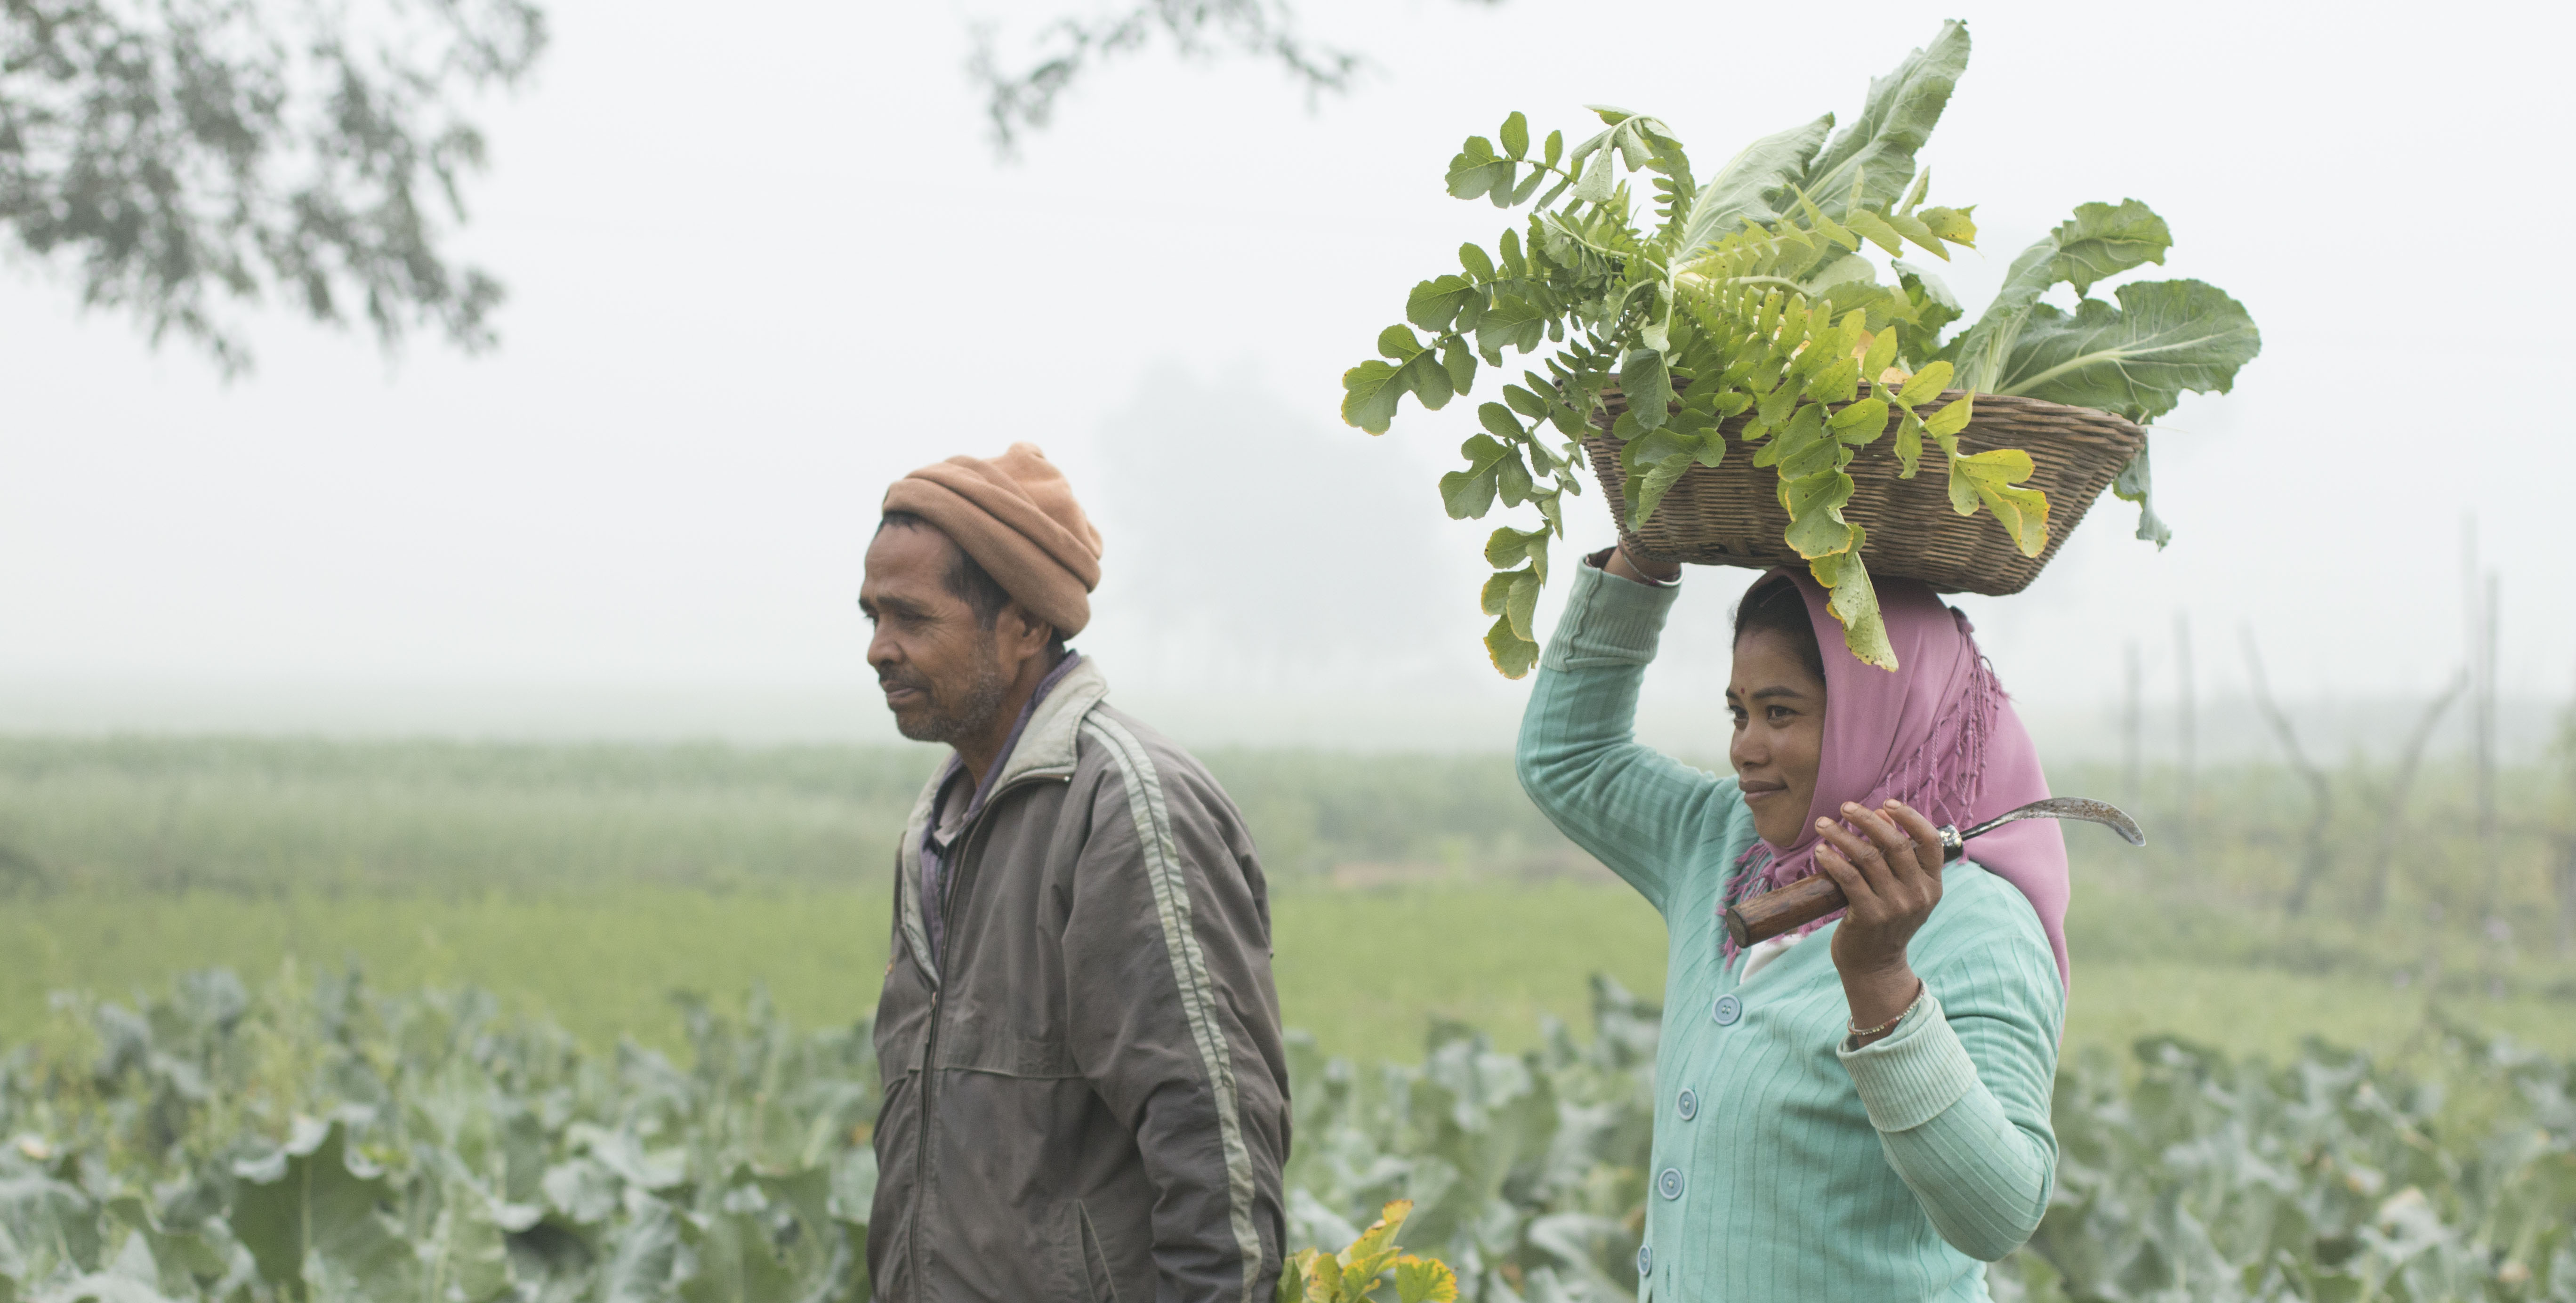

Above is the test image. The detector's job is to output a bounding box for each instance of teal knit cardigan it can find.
[1516,560,2063,1302]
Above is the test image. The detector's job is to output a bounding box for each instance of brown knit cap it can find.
[880,442,1105,636]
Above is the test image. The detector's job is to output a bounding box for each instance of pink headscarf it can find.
[1721,569,2072,988]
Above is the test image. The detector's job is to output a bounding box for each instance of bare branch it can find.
[968,0,1361,154]
[2365,669,2467,919]
[2240,628,2332,916]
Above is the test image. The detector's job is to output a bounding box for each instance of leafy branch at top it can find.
[970,0,1501,154]
[1,0,547,376]
[1341,20,2259,676]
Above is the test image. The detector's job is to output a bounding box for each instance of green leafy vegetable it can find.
[1342,19,2259,676]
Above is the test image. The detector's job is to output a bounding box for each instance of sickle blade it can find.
[1963,796,2145,846]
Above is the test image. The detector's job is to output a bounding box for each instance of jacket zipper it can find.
[907,767,1073,1296]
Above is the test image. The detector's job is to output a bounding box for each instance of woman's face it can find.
[1728,626,1828,848]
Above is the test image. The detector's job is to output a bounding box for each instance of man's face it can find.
[860,524,1010,745]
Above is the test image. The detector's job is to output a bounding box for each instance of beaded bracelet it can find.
[1847,982,1927,1039]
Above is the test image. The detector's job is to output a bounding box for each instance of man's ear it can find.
[998,602,1054,660]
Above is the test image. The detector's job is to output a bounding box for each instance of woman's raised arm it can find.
[1515,550,1733,917]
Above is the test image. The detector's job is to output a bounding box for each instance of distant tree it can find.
[970,0,1495,153]
[1,0,546,375]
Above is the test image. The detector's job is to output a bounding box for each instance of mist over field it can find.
[3,1,2575,1294]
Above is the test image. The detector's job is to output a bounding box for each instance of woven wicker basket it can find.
[1585,387,2145,596]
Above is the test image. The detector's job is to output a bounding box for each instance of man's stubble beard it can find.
[889,635,1012,746]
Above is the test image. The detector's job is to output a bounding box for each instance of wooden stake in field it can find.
[2174,614,2196,860]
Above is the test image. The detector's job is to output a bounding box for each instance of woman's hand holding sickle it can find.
[1812,800,1950,1046]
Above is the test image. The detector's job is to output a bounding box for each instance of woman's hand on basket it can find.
[1813,799,1948,1044]
[1603,542,1680,585]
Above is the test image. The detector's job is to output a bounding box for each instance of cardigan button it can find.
[1676,1088,1698,1120]
[1636,1245,1653,1278]
[1711,994,1742,1025]
[1658,1167,1685,1200]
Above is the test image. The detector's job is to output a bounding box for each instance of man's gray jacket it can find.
[868,659,1289,1303]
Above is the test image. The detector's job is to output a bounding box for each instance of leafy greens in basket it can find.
[1341,19,2259,675]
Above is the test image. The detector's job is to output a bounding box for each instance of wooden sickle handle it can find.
[1721,874,1847,949]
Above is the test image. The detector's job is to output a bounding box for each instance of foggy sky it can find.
[2,0,2568,756]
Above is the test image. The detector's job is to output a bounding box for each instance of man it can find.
[859,442,1289,1303]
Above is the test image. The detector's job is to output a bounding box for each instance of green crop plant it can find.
[1341,19,2260,675]
[2,971,2571,1303]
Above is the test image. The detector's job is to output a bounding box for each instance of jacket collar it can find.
[986,654,1110,792]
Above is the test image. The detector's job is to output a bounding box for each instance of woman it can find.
[1516,542,2067,1301]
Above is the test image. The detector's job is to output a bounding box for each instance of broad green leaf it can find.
[1891,261,1961,364]
[1897,359,1953,406]
[1831,397,1890,443]
[1947,232,2061,392]
[1572,151,1614,203]
[1799,20,1970,218]
[1542,129,1562,169]
[2047,199,2172,296]
[1993,279,2261,423]
[1441,341,1477,395]
[1501,383,1549,419]
[1472,294,1549,362]
[1948,199,2174,391]
[231,1120,415,1297]
[1805,356,1860,404]
[1505,570,1542,641]
[1439,434,1507,517]
[1477,402,1522,442]
[1496,450,1533,505]
[2112,441,2173,547]
[1485,614,1538,679]
[1500,111,1529,160]
[1378,325,1425,360]
[1458,242,1497,281]
[1618,350,1674,429]
[1410,351,1457,411]
[1446,137,1511,200]
[1765,402,1832,477]
[1626,454,1691,530]
[1406,277,1475,332]
[1479,570,1516,616]
[1675,114,1831,255]
[1893,409,1925,476]
[1341,361,1407,433]
[1780,469,1857,557]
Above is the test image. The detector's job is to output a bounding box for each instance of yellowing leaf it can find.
[1921,393,1973,439]
[1861,328,1899,378]
[1976,482,2051,556]
[1945,454,1980,515]
[1395,1255,1462,1303]
[1339,1199,1412,1284]
[1953,447,2035,485]
[1811,538,1899,670]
